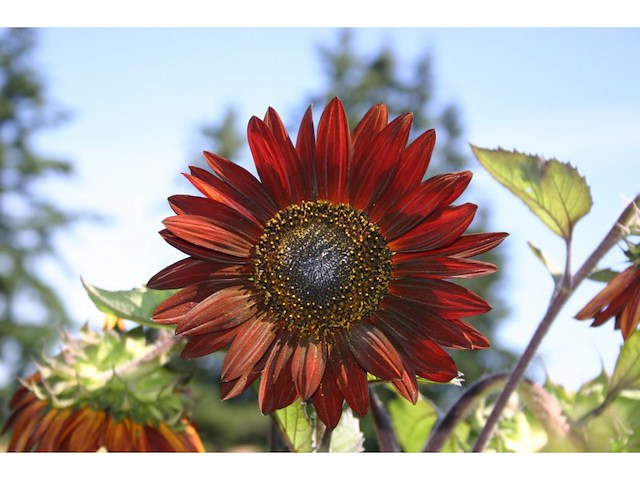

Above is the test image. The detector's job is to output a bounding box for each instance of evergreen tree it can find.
[0,28,75,417]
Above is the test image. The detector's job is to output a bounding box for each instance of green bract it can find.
[26,327,190,430]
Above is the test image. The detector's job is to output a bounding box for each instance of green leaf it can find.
[81,278,177,329]
[588,268,621,283]
[609,330,640,397]
[386,392,438,452]
[471,146,592,240]
[527,241,563,285]
[272,401,314,452]
[329,408,364,452]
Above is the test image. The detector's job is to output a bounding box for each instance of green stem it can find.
[472,194,640,452]
[424,373,508,452]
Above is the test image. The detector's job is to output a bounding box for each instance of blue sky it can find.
[11,27,640,390]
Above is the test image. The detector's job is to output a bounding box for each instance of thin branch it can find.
[424,373,508,452]
[473,194,640,452]
[368,386,401,452]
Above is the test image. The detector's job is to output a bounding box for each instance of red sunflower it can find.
[575,264,640,340]
[148,97,506,429]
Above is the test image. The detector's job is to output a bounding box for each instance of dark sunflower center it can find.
[253,201,392,337]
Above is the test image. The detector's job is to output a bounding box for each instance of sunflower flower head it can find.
[149,97,507,429]
[2,327,203,452]
[576,242,640,340]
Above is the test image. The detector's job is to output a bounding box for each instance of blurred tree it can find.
[192,28,514,449]
[0,28,75,419]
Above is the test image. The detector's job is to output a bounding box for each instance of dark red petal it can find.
[159,229,252,264]
[291,340,326,400]
[182,168,270,225]
[316,97,351,203]
[391,360,419,405]
[311,368,344,430]
[221,317,277,382]
[221,366,263,400]
[295,106,318,201]
[382,293,490,349]
[417,232,509,259]
[180,327,238,360]
[346,319,404,380]
[147,258,249,290]
[385,128,436,199]
[389,203,477,253]
[330,334,369,417]
[168,194,263,237]
[374,310,458,382]
[351,103,388,170]
[202,150,278,213]
[264,107,305,205]
[175,285,257,336]
[389,277,491,319]
[163,215,253,257]
[393,255,497,279]
[258,331,297,414]
[372,171,473,240]
[248,116,294,210]
[152,279,245,325]
[619,282,640,339]
[576,266,639,319]
[350,113,413,211]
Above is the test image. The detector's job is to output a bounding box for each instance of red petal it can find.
[372,171,472,240]
[180,327,238,359]
[350,113,413,211]
[163,215,253,257]
[221,317,277,382]
[295,106,318,201]
[159,229,252,264]
[316,97,351,203]
[576,266,639,319]
[389,203,477,253]
[391,360,419,404]
[385,128,436,198]
[168,194,263,238]
[202,151,278,219]
[175,285,257,336]
[346,319,404,380]
[264,107,305,205]
[221,366,263,400]
[420,232,509,259]
[248,116,294,210]
[619,282,640,339]
[389,277,491,319]
[258,331,297,414]
[330,334,369,417]
[183,168,270,225]
[351,103,388,170]
[152,279,244,325]
[147,258,249,290]
[375,310,458,382]
[393,255,497,279]
[382,293,490,349]
[291,340,326,400]
[311,368,344,430]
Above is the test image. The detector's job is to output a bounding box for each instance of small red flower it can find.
[149,97,507,429]
[575,265,640,340]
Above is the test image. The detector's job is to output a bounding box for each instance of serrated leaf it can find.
[272,401,314,452]
[471,146,592,240]
[609,330,640,397]
[386,392,438,452]
[81,278,177,329]
[527,241,563,285]
[329,408,365,453]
